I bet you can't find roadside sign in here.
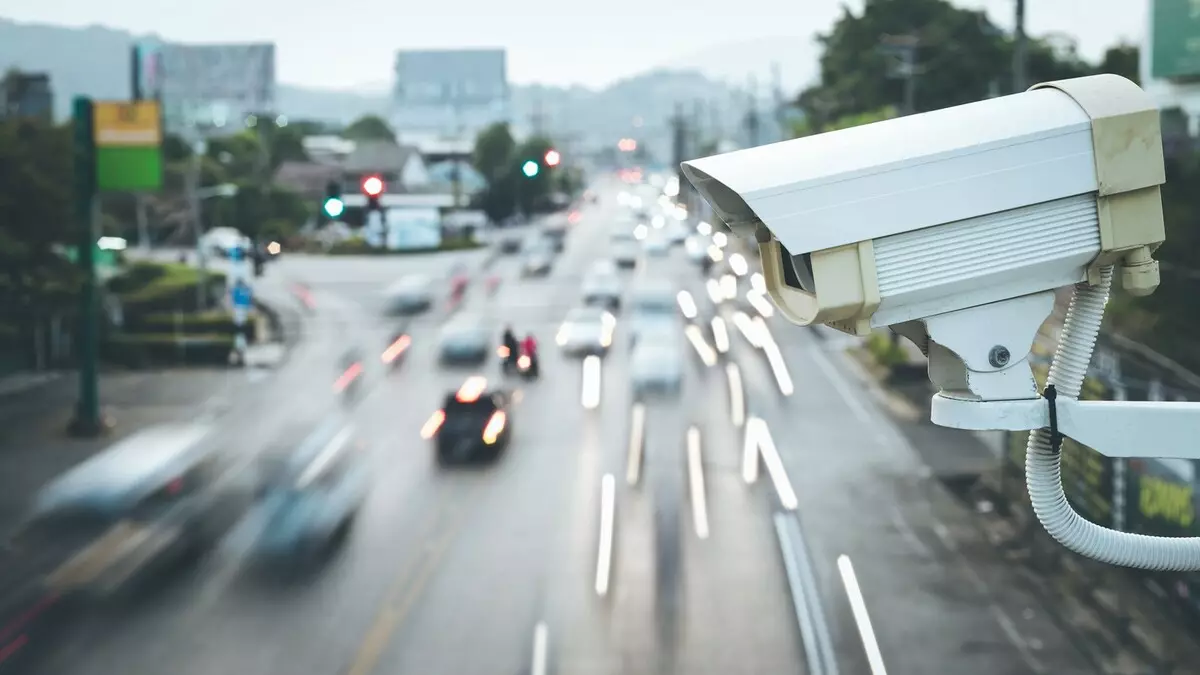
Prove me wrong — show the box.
[1151,0,1200,80]
[231,279,253,310]
[93,100,163,192]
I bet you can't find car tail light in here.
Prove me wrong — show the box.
[421,410,446,439]
[382,335,411,364]
[482,411,506,444]
[456,376,487,403]
[333,362,363,393]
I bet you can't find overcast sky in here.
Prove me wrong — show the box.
[0,0,1145,89]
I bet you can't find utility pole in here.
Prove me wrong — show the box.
[692,98,704,157]
[772,62,786,142]
[450,91,463,214]
[670,102,688,209]
[1013,0,1029,92]
[69,96,102,436]
[531,95,546,137]
[187,126,209,311]
[880,34,922,115]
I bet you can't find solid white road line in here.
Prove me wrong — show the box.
[774,513,839,675]
[726,362,745,428]
[686,427,710,540]
[581,355,602,409]
[531,621,549,675]
[837,555,888,675]
[595,474,616,596]
[756,419,799,510]
[712,316,730,354]
[742,418,760,484]
[626,403,646,486]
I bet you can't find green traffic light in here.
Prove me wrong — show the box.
[323,197,345,218]
[522,160,539,178]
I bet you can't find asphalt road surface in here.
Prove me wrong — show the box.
[24,177,1099,675]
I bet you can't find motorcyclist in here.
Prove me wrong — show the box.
[520,333,539,376]
[501,326,519,372]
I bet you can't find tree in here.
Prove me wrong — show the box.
[1097,43,1140,83]
[472,123,516,183]
[343,115,396,142]
[796,0,1091,130]
[514,136,556,215]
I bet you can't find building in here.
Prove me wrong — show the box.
[341,140,430,191]
[391,49,509,144]
[133,40,276,135]
[0,71,53,121]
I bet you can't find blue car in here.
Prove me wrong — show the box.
[252,417,369,562]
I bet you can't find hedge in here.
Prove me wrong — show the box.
[866,331,909,368]
[125,310,258,342]
[101,333,234,368]
[325,235,482,255]
[113,263,226,314]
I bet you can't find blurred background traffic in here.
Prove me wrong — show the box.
[3,1,1200,674]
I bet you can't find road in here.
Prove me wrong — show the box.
[24,177,1099,675]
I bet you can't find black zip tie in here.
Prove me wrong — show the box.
[1044,384,1062,453]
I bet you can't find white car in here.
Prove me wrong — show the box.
[384,275,434,315]
[643,237,669,257]
[612,241,639,269]
[556,307,616,356]
[630,334,683,398]
[666,222,689,245]
[627,283,678,348]
[582,272,623,309]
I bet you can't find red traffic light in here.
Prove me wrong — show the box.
[362,175,384,197]
[544,149,561,167]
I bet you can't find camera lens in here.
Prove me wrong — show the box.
[778,243,816,294]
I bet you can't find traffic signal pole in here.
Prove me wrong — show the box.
[69,96,105,437]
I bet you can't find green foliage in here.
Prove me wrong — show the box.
[126,310,257,341]
[326,235,482,255]
[110,262,226,314]
[1098,43,1140,83]
[102,332,234,368]
[470,124,565,222]
[866,331,908,368]
[343,115,396,141]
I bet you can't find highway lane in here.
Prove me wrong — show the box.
[715,266,1100,674]
[20,247,497,675]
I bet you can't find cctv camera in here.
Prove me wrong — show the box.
[683,74,1166,403]
[683,75,1200,574]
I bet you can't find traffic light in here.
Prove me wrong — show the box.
[362,175,384,211]
[521,160,539,178]
[544,149,561,167]
[323,180,344,219]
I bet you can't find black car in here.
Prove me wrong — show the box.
[426,377,513,465]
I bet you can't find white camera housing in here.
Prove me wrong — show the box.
[681,74,1165,337]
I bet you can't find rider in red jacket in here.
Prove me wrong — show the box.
[520,334,538,359]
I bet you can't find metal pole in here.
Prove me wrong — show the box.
[188,134,209,310]
[903,51,917,115]
[1013,0,1028,92]
[70,96,102,436]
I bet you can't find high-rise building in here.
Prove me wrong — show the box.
[391,49,509,144]
[133,40,277,135]
[0,71,53,121]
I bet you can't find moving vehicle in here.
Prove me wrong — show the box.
[581,272,623,310]
[643,236,669,257]
[384,275,434,315]
[521,240,555,277]
[666,222,690,245]
[612,241,639,269]
[556,307,616,357]
[438,317,491,366]
[498,234,523,254]
[0,423,240,668]
[252,416,368,563]
[590,259,618,277]
[627,282,679,348]
[630,331,684,399]
[542,226,568,253]
[423,377,513,465]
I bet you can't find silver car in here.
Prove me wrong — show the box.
[630,334,683,398]
[384,274,434,315]
[438,317,491,365]
[556,307,616,356]
[582,272,623,310]
[627,283,679,348]
[252,416,368,562]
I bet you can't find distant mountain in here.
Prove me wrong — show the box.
[664,35,821,93]
[0,17,790,159]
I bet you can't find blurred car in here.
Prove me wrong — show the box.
[424,377,513,465]
[0,423,237,668]
[438,316,491,366]
[613,241,639,269]
[627,282,679,348]
[498,234,523,254]
[582,271,623,310]
[643,236,669,257]
[590,259,618,277]
[556,307,616,356]
[251,416,368,562]
[542,226,568,253]
[521,240,555,277]
[384,275,434,315]
[666,222,689,245]
[630,333,683,398]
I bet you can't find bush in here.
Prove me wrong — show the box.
[866,331,909,368]
[114,263,226,314]
[325,234,483,255]
[102,332,234,368]
[107,261,168,293]
[125,309,258,341]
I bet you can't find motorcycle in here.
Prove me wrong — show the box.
[516,352,540,380]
